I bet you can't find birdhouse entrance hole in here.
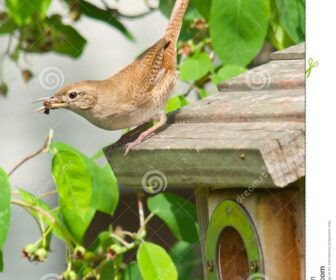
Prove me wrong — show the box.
[217,226,249,279]
[206,200,264,279]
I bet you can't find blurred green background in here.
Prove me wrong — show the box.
[0,0,305,279]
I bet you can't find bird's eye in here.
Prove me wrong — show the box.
[69,92,78,99]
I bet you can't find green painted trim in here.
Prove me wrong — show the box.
[206,200,264,279]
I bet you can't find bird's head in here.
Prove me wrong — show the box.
[34,81,98,114]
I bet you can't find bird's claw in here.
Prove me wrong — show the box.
[123,132,155,156]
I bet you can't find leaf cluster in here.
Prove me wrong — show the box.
[0,141,200,279]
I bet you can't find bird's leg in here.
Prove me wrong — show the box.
[110,122,153,150]
[124,114,167,156]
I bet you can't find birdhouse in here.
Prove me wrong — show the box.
[104,43,305,280]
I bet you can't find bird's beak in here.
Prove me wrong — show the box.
[33,96,68,114]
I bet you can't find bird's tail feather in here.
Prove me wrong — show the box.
[164,0,189,45]
[163,0,189,69]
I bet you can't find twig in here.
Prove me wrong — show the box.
[137,191,145,229]
[11,199,56,224]
[143,212,155,227]
[100,0,156,19]
[111,233,131,247]
[38,189,58,199]
[8,148,45,176]
[121,231,136,239]
[8,130,53,176]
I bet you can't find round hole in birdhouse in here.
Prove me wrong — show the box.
[217,226,249,280]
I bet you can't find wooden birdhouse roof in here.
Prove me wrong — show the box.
[105,43,305,189]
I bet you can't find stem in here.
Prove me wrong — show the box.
[120,231,136,239]
[38,189,58,199]
[11,199,56,224]
[66,248,73,272]
[143,212,155,227]
[137,192,145,229]
[8,148,43,176]
[42,226,53,248]
[100,0,156,19]
[111,233,131,247]
[12,199,77,248]
[8,130,53,176]
[38,213,46,236]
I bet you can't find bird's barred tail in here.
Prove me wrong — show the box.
[164,0,189,45]
[163,0,189,69]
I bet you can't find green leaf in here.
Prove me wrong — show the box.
[123,262,142,280]
[0,14,18,34]
[0,168,11,254]
[5,0,51,26]
[18,189,73,243]
[170,241,199,280]
[179,52,213,82]
[78,0,133,40]
[0,83,8,97]
[159,1,201,41]
[166,95,189,114]
[89,164,119,215]
[51,142,119,241]
[51,143,119,216]
[91,149,105,161]
[52,150,95,242]
[0,250,3,272]
[159,0,176,18]
[198,88,207,99]
[267,0,295,50]
[100,260,115,279]
[46,15,87,58]
[275,0,305,43]
[147,193,199,244]
[179,7,203,41]
[209,0,270,66]
[137,242,178,280]
[191,0,212,19]
[212,65,247,85]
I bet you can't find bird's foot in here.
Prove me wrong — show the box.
[123,113,167,156]
[124,132,155,156]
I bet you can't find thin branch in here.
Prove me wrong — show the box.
[8,147,45,176]
[38,189,58,199]
[120,230,137,239]
[137,191,145,229]
[143,212,155,227]
[11,199,56,224]
[111,233,131,247]
[8,130,53,176]
[114,10,155,19]
[100,0,156,20]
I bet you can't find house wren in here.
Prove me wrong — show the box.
[35,0,189,155]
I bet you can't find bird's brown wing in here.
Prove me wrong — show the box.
[105,38,171,111]
[136,38,170,95]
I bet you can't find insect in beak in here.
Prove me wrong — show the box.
[33,96,68,114]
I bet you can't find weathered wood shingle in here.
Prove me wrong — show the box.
[105,44,306,189]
